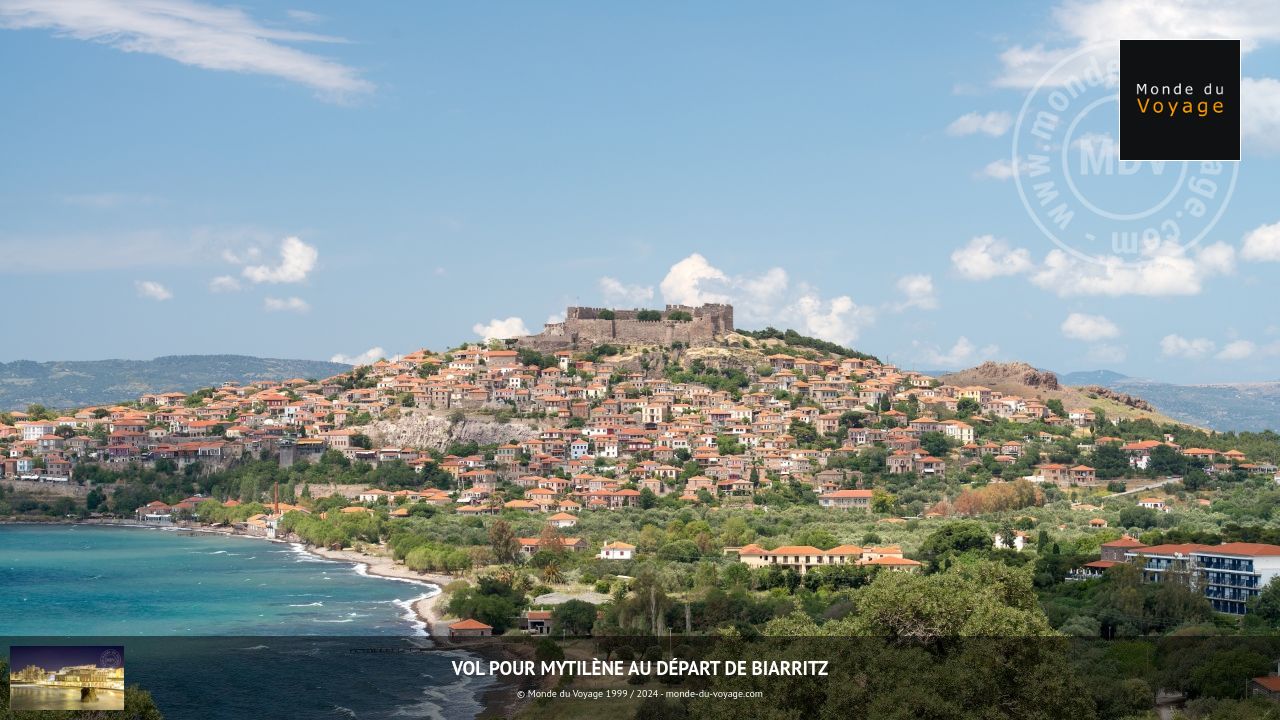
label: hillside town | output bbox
[5,306,1280,619]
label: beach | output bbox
[301,544,457,637]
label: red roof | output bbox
[449,618,493,630]
[1199,542,1280,557]
[1255,676,1280,692]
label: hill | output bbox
[1063,370,1280,432]
[0,355,351,410]
[940,362,1185,426]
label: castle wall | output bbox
[518,303,733,349]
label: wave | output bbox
[289,602,324,607]
[391,672,491,720]
[313,618,354,624]
[209,550,228,555]
[393,594,432,637]
[238,645,270,651]
[332,706,357,718]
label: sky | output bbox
[2,0,1280,383]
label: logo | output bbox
[1012,43,1238,265]
[1120,39,1240,161]
[99,648,122,668]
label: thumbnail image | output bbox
[8,645,125,712]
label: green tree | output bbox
[489,519,519,564]
[551,599,598,636]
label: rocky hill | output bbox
[941,362,1182,426]
[0,355,351,410]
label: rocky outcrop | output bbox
[364,410,540,450]
[1079,385,1156,412]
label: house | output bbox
[135,501,173,523]
[547,512,578,529]
[597,541,636,561]
[522,610,552,635]
[1137,497,1168,512]
[731,544,921,575]
[993,531,1030,551]
[818,489,873,510]
[448,618,493,638]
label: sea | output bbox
[0,524,493,719]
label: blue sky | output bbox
[2,1,1280,383]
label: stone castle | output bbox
[516,304,734,350]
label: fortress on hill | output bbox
[516,304,734,349]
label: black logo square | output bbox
[1120,39,1240,161]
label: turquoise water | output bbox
[0,524,493,719]
[0,524,430,635]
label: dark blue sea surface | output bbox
[1,524,491,718]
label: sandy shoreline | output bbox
[301,544,457,638]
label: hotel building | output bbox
[1124,542,1280,615]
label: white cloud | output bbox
[208,275,241,292]
[1160,334,1216,359]
[0,0,372,99]
[546,312,565,324]
[472,316,530,341]
[645,254,871,345]
[263,296,309,313]
[916,336,999,368]
[783,290,875,346]
[1061,312,1120,341]
[598,276,655,306]
[946,111,1013,137]
[894,274,938,311]
[1197,241,1238,275]
[1217,340,1257,360]
[978,158,1024,180]
[951,235,1034,280]
[134,280,172,301]
[241,236,317,284]
[659,253,732,306]
[658,253,789,324]
[1242,77,1280,151]
[1031,242,1235,297]
[330,347,384,366]
[1242,221,1280,261]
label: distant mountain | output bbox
[0,355,351,411]
[1059,369,1131,386]
[1065,370,1280,433]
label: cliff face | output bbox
[363,410,540,450]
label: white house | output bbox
[597,541,636,561]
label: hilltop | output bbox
[0,355,351,411]
[940,361,1184,426]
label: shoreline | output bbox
[299,544,456,638]
[3,518,532,717]
[3,517,458,638]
